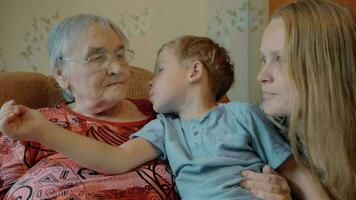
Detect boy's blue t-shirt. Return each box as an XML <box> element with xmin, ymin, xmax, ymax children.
<box><xmin>132</xmin><ymin>102</ymin><xmax>291</xmax><ymax>200</ymax></box>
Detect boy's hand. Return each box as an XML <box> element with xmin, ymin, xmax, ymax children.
<box><xmin>240</xmin><ymin>165</ymin><xmax>292</xmax><ymax>200</ymax></box>
<box><xmin>0</xmin><ymin>100</ymin><xmax>48</xmax><ymax>141</ymax></box>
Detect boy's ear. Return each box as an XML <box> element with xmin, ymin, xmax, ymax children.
<box><xmin>54</xmin><ymin>67</ymin><xmax>69</xmax><ymax>89</ymax></box>
<box><xmin>187</xmin><ymin>61</ymin><xmax>204</xmax><ymax>83</ymax></box>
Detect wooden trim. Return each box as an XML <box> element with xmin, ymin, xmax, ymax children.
<box><xmin>269</xmin><ymin>0</ymin><xmax>356</xmax><ymax>16</ymax></box>
<box><xmin>269</xmin><ymin>0</ymin><xmax>293</xmax><ymax>16</ymax></box>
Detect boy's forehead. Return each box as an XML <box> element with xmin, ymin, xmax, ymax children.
<box><xmin>157</xmin><ymin>47</ymin><xmax>174</xmax><ymax>61</ymax></box>
<box><xmin>155</xmin><ymin>47</ymin><xmax>182</xmax><ymax>68</ymax></box>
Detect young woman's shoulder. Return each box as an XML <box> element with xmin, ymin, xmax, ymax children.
<box><xmin>222</xmin><ymin>101</ymin><xmax>268</xmax><ymax>123</ymax></box>
<box><xmin>222</xmin><ymin>101</ymin><xmax>259</xmax><ymax>113</ymax></box>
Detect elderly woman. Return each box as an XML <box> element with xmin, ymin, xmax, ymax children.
<box><xmin>0</xmin><ymin>14</ymin><xmax>178</xmax><ymax>199</ymax></box>
<box><xmin>241</xmin><ymin>0</ymin><xmax>355</xmax><ymax>200</ymax></box>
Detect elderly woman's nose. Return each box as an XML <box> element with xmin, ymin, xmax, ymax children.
<box><xmin>106</xmin><ymin>61</ymin><xmax>124</xmax><ymax>76</ymax></box>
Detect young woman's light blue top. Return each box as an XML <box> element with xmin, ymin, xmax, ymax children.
<box><xmin>132</xmin><ymin>102</ymin><xmax>291</xmax><ymax>200</ymax></box>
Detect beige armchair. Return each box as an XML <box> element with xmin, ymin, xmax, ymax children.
<box><xmin>0</xmin><ymin>66</ymin><xmax>230</xmax><ymax>108</ymax></box>
<box><xmin>0</xmin><ymin>66</ymin><xmax>154</xmax><ymax>108</ymax></box>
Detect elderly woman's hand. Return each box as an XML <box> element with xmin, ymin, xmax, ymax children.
<box><xmin>240</xmin><ymin>165</ymin><xmax>292</xmax><ymax>200</ymax></box>
<box><xmin>0</xmin><ymin>100</ymin><xmax>48</xmax><ymax>141</ymax></box>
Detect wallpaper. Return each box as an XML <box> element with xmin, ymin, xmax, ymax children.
<box><xmin>0</xmin><ymin>0</ymin><xmax>268</xmax><ymax>102</ymax></box>
<box><xmin>208</xmin><ymin>1</ymin><xmax>266</xmax><ymax>49</ymax></box>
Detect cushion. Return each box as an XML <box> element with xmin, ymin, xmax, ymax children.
<box><xmin>0</xmin><ymin>66</ymin><xmax>154</xmax><ymax>108</ymax></box>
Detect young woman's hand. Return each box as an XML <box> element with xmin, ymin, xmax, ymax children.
<box><xmin>0</xmin><ymin>100</ymin><xmax>48</xmax><ymax>141</ymax></box>
<box><xmin>240</xmin><ymin>165</ymin><xmax>292</xmax><ymax>200</ymax></box>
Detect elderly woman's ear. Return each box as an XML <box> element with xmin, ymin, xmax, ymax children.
<box><xmin>129</xmin><ymin>68</ymin><xmax>134</xmax><ymax>79</ymax></box>
<box><xmin>54</xmin><ymin>67</ymin><xmax>69</xmax><ymax>90</ymax></box>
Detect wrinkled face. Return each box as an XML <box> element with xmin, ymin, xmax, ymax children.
<box><xmin>61</xmin><ymin>23</ymin><xmax>131</xmax><ymax>112</ymax></box>
<box><xmin>149</xmin><ymin>48</ymin><xmax>189</xmax><ymax>113</ymax></box>
<box><xmin>258</xmin><ymin>18</ymin><xmax>291</xmax><ymax>117</ymax></box>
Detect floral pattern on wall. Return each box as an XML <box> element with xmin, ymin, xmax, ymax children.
<box><xmin>207</xmin><ymin>1</ymin><xmax>266</xmax><ymax>48</ymax></box>
<box><xmin>116</xmin><ymin>7</ymin><xmax>149</xmax><ymax>38</ymax></box>
<box><xmin>0</xmin><ymin>0</ymin><xmax>11</xmax><ymax>73</ymax></box>
<box><xmin>247</xmin><ymin>2</ymin><xmax>267</xmax><ymax>32</ymax></box>
<box><xmin>20</xmin><ymin>12</ymin><xmax>60</xmax><ymax>72</ymax></box>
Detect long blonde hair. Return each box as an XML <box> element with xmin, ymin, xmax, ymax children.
<box><xmin>273</xmin><ymin>0</ymin><xmax>356</xmax><ymax>199</ymax></box>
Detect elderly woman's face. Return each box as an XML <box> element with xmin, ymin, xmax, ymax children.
<box><xmin>64</xmin><ymin>23</ymin><xmax>131</xmax><ymax>112</ymax></box>
<box><xmin>258</xmin><ymin>18</ymin><xmax>291</xmax><ymax>117</ymax></box>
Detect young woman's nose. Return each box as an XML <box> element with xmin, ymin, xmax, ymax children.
<box><xmin>257</xmin><ymin>64</ymin><xmax>273</xmax><ymax>84</ymax></box>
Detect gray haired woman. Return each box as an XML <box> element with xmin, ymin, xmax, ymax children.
<box><xmin>0</xmin><ymin>14</ymin><xmax>179</xmax><ymax>200</ymax></box>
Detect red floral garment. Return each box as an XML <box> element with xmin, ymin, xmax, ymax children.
<box><xmin>0</xmin><ymin>99</ymin><xmax>179</xmax><ymax>200</ymax></box>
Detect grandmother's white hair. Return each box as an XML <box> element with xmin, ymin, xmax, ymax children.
<box><xmin>47</xmin><ymin>14</ymin><xmax>129</xmax><ymax>102</ymax></box>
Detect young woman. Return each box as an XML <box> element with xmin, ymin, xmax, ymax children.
<box><xmin>241</xmin><ymin>1</ymin><xmax>356</xmax><ymax>199</ymax></box>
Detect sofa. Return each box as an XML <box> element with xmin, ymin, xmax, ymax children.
<box><xmin>0</xmin><ymin>66</ymin><xmax>229</xmax><ymax>108</ymax></box>
<box><xmin>0</xmin><ymin>66</ymin><xmax>154</xmax><ymax>108</ymax></box>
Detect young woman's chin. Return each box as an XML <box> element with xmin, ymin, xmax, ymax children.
<box><xmin>261</xmin><ymin>101</ymin><xmax>289</xmax><ymax>117</ymax></box>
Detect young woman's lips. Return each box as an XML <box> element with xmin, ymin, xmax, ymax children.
<box><xmin>262</xmin><ymin>92</ymin><xmax>277</xmax><ymax>100</ymax></box>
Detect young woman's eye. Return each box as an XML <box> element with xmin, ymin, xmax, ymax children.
<box><xmin>155</xmin><ymin>68</ymin><xmax>164</xmax><ymax>75</ymax></box>
<box><xmin>275</xmin><ymin>56</ymin><xmax>287</xmax><ymax>63</ymax></box>
<box><xmin>260</xmin><ymin>57</ymin><xmax>266</xmax><ymax>65</ymax></box>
